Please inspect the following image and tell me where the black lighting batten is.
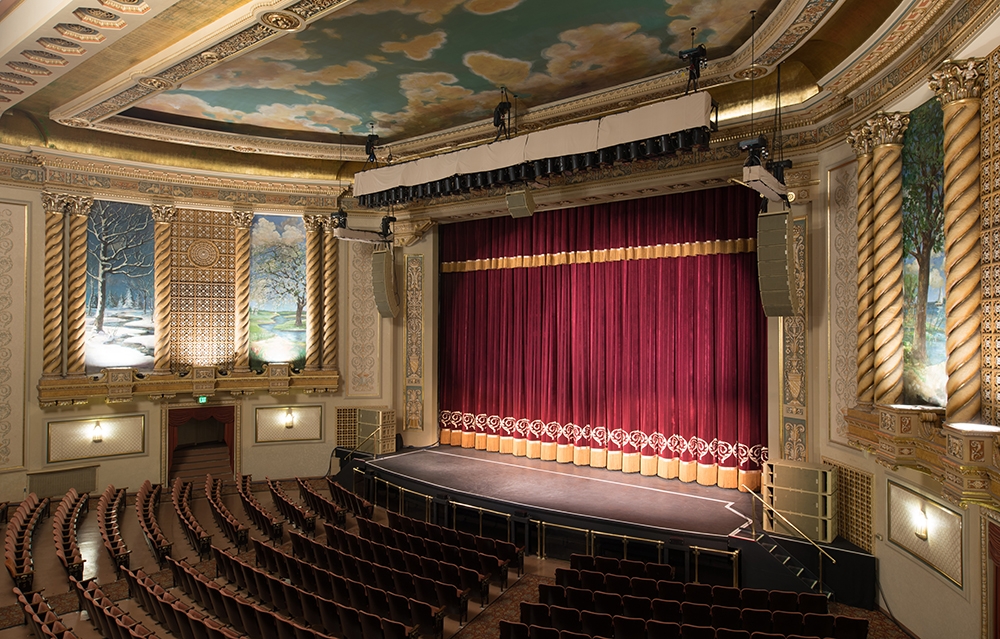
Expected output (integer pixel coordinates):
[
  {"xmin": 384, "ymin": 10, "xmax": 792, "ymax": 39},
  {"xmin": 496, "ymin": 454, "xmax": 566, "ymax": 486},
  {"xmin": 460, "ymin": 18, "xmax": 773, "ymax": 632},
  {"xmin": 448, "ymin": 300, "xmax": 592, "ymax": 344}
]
[{"xmin": 354, "ymin": 92, "xmax": 718, "ymax": 209}]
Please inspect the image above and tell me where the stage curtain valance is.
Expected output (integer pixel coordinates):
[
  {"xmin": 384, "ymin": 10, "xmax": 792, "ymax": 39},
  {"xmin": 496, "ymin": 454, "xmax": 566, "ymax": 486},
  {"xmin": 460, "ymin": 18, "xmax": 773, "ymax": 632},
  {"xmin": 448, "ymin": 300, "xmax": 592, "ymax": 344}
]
[{"xmin": 437, "ymin": 185, "xmax": 768, "ymax": 490}]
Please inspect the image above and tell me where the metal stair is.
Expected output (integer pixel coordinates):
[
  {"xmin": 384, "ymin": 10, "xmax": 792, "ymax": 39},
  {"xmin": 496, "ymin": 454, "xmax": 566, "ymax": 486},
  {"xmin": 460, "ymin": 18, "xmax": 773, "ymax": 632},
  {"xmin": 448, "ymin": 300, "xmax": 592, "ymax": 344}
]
[{"xmin": 754, "ymin": 529, "xmax": 830, "ymax": 595}]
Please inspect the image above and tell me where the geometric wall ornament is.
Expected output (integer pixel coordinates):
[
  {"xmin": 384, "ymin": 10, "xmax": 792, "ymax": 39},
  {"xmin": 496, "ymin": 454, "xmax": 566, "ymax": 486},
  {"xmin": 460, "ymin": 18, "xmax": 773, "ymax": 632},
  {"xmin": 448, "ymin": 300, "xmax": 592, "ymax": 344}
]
[
  {"xmin": 255, "ymin": 405, "xmax": 322, "ymax": 443},
  {"xmin": 887, "ymin": 480, "xmax": 963, "ymax": 587},
  {"xmin": 827, "ymin": 159, "xmax": 859, "ymax": 444},
  {"xmin": 47, "ymin": 413, "xmax": 145, "ymax": 463},
  {"xmin": 781, "ymin": 216, "xmax": 807, "ymax": 460},
  {"xmin": 821, "ymin": 457, "xmax": 874, "ymax": 553},
  {"xmin": 404, "ymin": 254, "xmax": 423, "ymax": 430},
  {"xmin": 0, "ymin": 200, "xmax": 26, "ymax": 473},
  {"xmin": 347, "ymin": 242, "xmax": 380, "ymax": 397}
]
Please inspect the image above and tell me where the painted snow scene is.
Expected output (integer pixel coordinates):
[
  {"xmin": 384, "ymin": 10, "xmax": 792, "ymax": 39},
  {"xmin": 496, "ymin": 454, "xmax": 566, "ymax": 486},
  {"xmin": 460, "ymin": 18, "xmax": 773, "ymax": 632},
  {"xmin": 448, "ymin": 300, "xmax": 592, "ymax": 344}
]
[
  {"xmin": 250, "ymin": 215, "xmax": 308, "ymax": 371},
  {"xmin": 85, "ymin": 201, "xmax": 155, "ymax": 373}
]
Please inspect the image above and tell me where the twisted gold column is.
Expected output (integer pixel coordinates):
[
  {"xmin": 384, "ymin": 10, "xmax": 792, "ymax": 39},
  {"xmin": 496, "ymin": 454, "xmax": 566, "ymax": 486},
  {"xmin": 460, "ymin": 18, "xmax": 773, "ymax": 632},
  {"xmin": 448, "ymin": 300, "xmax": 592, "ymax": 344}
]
[
  {"xmin": 151, "ymin": 205, "xmax": 176, "ymax": 373},
  {"xmin": 232, "ymin": 209, "xmax": 254, "ymax": 372},
  {"xmin": 848, "ymin": 125, "xmax": 876, "ymax": 405},
  {"xmin": 304, "ymin": 214, "xmax": 325, "ymax": 371},
  {"xmin": 41, "ymin": 192, "xmax": 67, "ymax": 377},
  {"xmin": 65, "ymin": 196, "xmax": 93, "ymax": 376},
  {"xmin": 869, "ymin": 112, "xmax": 909, "ymax": 406},
  {"xmin": 931, "ymin": 59, "xmax": 987, "ymax": 423},
  {"xmin": 322, "ymin": 215, "xmax": 339, "ymax": 372}
]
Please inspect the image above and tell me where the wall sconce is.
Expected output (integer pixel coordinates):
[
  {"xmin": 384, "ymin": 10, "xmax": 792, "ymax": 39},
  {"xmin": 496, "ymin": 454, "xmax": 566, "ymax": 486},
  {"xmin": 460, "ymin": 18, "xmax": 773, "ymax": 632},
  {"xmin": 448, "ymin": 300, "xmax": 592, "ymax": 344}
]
[
  {"xmin": 284, "ymin": 407, "xmax": 294, "ymax": 429},
  {"xmin": 914, "ymin": 504, "xmax": 928, "ymax": 541},
  {"xmin": 92, "ymin": 421, "xmax": 103, "ymax": 443}
]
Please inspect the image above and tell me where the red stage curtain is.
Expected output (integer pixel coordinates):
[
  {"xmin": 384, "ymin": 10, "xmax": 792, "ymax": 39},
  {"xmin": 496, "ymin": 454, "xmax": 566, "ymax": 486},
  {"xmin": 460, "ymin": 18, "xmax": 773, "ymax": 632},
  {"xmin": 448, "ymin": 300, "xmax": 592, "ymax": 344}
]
[
  {"xmin": 438, "ymin": 186, "xmax": 767, "ymax": 489},
  {"xmin": 167, "ymin": 406, "xmax": 235, "ymax": 473}
]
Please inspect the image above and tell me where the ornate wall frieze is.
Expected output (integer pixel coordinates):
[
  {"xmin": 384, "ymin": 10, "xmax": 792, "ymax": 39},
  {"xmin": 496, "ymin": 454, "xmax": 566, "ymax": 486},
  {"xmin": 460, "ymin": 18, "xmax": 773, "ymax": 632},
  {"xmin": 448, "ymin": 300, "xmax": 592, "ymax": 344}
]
[
  {"xmin": 404, "ymin": 255, "xmax": 424, "ymax": 430},
  {"xmin": 347, "ymin": 243, "xmax": 380, "ymax": 397}
]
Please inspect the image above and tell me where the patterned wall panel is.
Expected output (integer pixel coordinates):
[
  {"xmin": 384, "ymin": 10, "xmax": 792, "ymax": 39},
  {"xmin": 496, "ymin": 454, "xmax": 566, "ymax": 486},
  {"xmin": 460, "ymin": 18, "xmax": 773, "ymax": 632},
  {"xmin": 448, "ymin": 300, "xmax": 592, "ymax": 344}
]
[
  {"xmin": 0, "ymin": 201, "xmax": 25, "ymax": 473},
  {"xmin": 781, "ymin": 216, "xmax": 808, "ymax": 460},
  {"xmin": 347, "ymin": 243, "xmax": 380, "ymax": 397},
  {"xmin": 47, "ymin": 414, "xmax": 145, "ymax": 463},
  {"xmin": 888, "ymin": 480, "xmax": 963, "ymax": 587},
  {"xmin": 170, "ymin": 209, "xmax": 235, "ymax": 369},
  {"xmin": 983, "ymin": 48, "xmax": 999, "ymax": 423},
  {"xmin": 828, "ymin": 161, "xmax": 860, "ymax": 444},
  {"xmin": 404, "ymin": 255, "xmax": 424, "ymax": 430},
  {"xmin": 821, "ymin": 456, "xmax": 873, "ymax": 553},
  {"xmin": 336, "ymin": 407, "xmax": 358, "ymax": 449},
  {"xmin": 255, "ymin": 405, "xmax": 322, "ymax": 442}
]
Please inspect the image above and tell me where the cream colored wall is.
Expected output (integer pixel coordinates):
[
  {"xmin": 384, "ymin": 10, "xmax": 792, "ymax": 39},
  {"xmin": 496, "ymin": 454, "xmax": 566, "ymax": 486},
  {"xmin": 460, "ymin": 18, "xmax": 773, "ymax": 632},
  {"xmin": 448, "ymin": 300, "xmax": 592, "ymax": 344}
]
[{"xmin": 811, "ymin": 142, "xmax": 985, "ymax": 639}]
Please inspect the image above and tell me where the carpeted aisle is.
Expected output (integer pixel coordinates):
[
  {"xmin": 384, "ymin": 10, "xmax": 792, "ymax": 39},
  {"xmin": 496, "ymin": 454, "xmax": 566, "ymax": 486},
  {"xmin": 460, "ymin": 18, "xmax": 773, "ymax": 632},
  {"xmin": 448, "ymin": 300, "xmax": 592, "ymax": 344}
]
[{"xmin": 453, "ymin": 573, "xmax": 554, "ymax": 639}]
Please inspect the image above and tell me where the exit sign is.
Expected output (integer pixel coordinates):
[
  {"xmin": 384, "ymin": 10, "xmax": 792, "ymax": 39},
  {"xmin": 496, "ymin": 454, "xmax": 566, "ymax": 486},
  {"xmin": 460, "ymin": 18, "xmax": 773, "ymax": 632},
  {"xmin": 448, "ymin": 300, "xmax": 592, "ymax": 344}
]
[{"xmin": 197, "ymin": 396, "xmax": 207, "ymax": 404}]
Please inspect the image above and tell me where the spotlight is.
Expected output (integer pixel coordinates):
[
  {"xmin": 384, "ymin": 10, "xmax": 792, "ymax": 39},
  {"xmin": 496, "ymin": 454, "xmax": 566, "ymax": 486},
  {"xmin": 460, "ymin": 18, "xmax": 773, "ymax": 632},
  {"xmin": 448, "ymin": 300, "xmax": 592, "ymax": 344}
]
[
  {"xmin": 332, "ymin": 210, "xmax": 348, "ymax": 229},
  {"xmin": 493, "ymin": 86, "xmax": 513, "ymax": 142},
  {"xmin": 739, "ymin": 135, "xmax": 768, "ymax": 167},
  {"xmin": 365, "ymin": 122, "xmax": 379, "ymax": 166},
  {"xmin": 679, "ymin": 28, "xmax": 708, "ymax": 94},
  {"xmin": 380, "ymin": 215, "xmax": 396, "ymax": 238}
]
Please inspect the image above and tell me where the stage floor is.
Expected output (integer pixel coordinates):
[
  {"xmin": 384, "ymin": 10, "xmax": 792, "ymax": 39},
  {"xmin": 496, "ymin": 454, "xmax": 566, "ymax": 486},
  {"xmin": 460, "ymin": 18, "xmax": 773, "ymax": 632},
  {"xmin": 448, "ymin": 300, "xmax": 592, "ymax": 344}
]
[{"xmin": 365, "ymin": 446, "xmax": 754, "ymax": 540}]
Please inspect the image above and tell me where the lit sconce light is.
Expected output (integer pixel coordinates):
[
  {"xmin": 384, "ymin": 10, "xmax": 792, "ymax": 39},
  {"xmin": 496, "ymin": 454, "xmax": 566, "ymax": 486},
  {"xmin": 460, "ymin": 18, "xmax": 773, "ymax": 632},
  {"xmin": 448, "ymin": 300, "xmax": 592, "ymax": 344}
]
[
  {"xmin": 284, "ymin": 407, "xmax": 295, "ymax": 429},
  {"xmin": 914, "ymin": 504, "xmax": 928, "ymax": 541},
  {"xmin": 92, "ymin": 421, "xmax": 103, "ymax": 443}
]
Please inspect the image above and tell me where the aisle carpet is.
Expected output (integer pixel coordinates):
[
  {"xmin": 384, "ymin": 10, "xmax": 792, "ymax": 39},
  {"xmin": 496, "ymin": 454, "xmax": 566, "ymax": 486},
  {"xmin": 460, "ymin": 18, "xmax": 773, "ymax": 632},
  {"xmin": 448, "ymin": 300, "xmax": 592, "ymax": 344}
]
[{"xmin": 453, "ymin": 573, "xmax": 554, "ymax": 639}]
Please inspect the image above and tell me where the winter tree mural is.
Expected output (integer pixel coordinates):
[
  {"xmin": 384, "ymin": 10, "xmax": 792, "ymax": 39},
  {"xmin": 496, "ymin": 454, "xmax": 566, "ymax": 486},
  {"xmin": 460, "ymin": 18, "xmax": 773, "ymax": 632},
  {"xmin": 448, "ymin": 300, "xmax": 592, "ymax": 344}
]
[
  {"xmin": 901, "ymin": 98, "xmax": 946, "ymax": 406},
  {"xmin": 85, "ymin": 201, "xmax": 155, "ymax": 372},
  {"xmin": 249, "ymin": 215, "xmax": 307, "ymax": 371}
]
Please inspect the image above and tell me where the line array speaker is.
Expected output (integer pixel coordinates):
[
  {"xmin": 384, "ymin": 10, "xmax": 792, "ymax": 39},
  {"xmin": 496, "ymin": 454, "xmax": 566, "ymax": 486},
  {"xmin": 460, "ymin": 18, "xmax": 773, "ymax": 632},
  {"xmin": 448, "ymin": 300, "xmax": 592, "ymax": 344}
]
[
  {"xmin": 372, "ymin": 246, "xmax": 399, "ymax": 319},
  {"xmin": 506, "ymin": 188, "xmax": 536, "ymax": 218},
  {"xmin": 756, "ymin": 211, "xmax": 798, "ymax": 317}
]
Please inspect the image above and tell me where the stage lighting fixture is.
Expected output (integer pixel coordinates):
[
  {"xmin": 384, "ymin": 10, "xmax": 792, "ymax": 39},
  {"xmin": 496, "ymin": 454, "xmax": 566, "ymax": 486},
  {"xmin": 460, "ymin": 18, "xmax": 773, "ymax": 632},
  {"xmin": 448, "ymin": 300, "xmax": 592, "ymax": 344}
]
[
  {"xmin": 364, "ymin": 122, "xmax": 379, "ymax": 166},
  {"xmin": 679, "ymin": 29, "xmax": 708, "ymax": 94},
  {"xmin": 332, "ymin": 210, "xmax": 348, "ymax": 228},
  {"xmin": 380, "ymin": 215, "xmax": 396, "ymax": 238},
  {"xmin": 493, "ymin": 86, "xmax": 513, "ymax": 142}
]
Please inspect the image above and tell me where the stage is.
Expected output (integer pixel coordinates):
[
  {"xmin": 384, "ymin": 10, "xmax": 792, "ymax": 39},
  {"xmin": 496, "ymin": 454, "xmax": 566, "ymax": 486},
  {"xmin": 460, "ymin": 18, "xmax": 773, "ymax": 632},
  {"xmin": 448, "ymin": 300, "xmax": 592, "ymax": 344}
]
[{"xmin": 360, "ymin": 446, "xmax": 754, "ymax": 546}]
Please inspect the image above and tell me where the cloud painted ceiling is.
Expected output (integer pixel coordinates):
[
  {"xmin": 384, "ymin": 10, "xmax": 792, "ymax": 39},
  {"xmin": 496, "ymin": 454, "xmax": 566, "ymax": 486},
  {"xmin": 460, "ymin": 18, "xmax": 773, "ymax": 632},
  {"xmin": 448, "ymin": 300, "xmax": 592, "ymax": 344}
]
[{"xmin": 133, "ymin": 0, "xmax": 778, "ymax": 143}]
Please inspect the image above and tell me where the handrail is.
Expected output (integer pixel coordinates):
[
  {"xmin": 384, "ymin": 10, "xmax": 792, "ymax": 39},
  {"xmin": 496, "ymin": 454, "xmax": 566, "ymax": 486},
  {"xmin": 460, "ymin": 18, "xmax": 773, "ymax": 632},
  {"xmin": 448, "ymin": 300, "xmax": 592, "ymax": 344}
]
[
  {"xmin": 689, "ymin": 545, "xmax": 739, "ymax": 558},
  {"xmin": 343, "ymin": 428, "xmax": 380, "ymax": 463},
  {"xmin": 741, "ymin": 484, "xmax": 836, "ymax": 564}
]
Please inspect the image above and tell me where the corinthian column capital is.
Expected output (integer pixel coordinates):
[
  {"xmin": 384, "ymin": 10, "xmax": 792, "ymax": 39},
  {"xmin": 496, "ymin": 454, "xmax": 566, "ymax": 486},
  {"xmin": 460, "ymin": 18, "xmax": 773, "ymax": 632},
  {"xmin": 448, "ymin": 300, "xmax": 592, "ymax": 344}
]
[
  {"xmin": 847, "ymin": 123, "xmax": 874, "ymax": 157},
  {"xmin": 930, "ymin": 58, "xmax": 987, "ymax": 105},
  {"xmin": 868, "ymin": 112, "xmax": 909, "ymax": 147},
  {"xmin": 303, "ymin": 213, "xmax": 326, "ymax": 232},
  {"xmin": 231, "ymin": 208, "xmax": 254, "ymax": 229},
  {"xmin": 150, "ymin": 203, "xmax": 177, "ymax": 224},
  {"xmin": 65, "ymin": 195, "xmax": 94, "ymax": 217},
  {"xmin": 41, "ymin": 191, "xmax": 68, "ymax": 214}
]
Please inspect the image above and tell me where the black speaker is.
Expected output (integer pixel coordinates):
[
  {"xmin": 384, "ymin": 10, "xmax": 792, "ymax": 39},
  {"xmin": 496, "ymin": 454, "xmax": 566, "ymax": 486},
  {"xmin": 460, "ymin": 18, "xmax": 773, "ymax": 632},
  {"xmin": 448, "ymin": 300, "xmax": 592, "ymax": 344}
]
[
  {"xmin": 372, "ymin": 246, "xmax": 399, "ymax": 318},
  {"xmin": 756, "ymin": 211, "xmax": 798, "ymax": 317}
]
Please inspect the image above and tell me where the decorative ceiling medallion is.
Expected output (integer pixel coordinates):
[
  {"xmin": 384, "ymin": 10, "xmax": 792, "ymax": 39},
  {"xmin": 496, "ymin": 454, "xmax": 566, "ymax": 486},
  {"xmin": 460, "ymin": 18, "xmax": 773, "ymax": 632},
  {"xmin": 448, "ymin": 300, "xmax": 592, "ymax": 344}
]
[
  {"xmin": 0, "ymin": 83, "xmax": 24, "ymax": 95},
  {"xmin": 187, "ymin": 240, "xmax": 220, "ymax": 267},
  {"xmin": 38, "ymin": 38, "xmax": 86, "ymax": 55},
  {"xmin": 58, "ymin": 117, "xmax": 92, "ymax": 128},
  {"xmin": 0, "ymin": 72, "xmax": 36, "ymax": 86},
  {"xmin": 7, "ymin": 61, "xmax": 51, "ymax": 76},
  {"xmin": 98, "ymin": 0, "xmax": 150, "ymax": 14},
  {"xmin": 734, "ymin": 65, "xmax": 768, "ymax": 80},
  {"xmin": 74, "ymin": 7, "xmax": 127, "ymax": 28},
  {"xmin": 259, "ymin": 11, "xmax": 303, "ymax": 31},
  {"xmin": 137, "ymin": 76, "xmax": 171, "ymax": 90},
  {"xmin": 55, "ymin": 23, "xmax": 105, "ymax": 43},
  {"xmin": 22, "ymin": 50, "xmax": 69, "ymax": 66}
]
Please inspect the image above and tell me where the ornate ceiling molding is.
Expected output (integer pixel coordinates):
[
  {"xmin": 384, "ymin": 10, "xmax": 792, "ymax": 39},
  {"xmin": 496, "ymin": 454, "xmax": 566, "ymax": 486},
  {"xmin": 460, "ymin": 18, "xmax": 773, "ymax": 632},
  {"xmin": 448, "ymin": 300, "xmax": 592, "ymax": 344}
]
[{"xmin": 0, "ymin": 0, "xmax": 168, "ymax": 114}]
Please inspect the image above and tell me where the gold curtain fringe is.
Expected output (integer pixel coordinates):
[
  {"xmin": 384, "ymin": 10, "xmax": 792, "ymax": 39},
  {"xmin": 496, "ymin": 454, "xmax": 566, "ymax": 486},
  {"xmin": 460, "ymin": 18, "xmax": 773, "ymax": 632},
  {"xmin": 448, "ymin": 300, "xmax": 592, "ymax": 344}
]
[{"xmin": 440, "ymin": 238, "xmax": 757, "ymax": 273}]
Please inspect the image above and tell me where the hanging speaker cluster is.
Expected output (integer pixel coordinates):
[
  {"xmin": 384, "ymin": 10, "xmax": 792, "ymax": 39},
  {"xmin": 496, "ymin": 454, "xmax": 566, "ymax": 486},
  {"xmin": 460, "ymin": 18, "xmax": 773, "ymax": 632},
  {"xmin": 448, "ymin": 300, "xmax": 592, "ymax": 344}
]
[
  {"xmin": 756, "ymin": 211, "xmax": 799, "ymax": 317},
  {"xmin": 371, "ymin": 246, "xmax": 399, "ymax": 319}
]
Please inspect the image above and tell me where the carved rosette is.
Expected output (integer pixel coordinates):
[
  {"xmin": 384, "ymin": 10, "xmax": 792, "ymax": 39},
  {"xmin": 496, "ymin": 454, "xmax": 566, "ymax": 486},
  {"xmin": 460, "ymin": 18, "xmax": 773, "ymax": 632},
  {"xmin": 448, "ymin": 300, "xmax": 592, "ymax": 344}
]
[
  {"xmin": 65, "ymin": 195, "xmax": 93, "ymax": 375},
  {"xmin": 932, "ymin": 59, "xmax": 986, "ymax": 423},
  {"xmin": 869, "ymin": 112, "xmax": 909, "ymax": 405},
  {"xmin": 150, "ymin": 204, "xmax": 176, "ymax": 373},
  {"xmin": 303, "ymin": 214, "xmax": 325, "ymax": 371},
  {"xmin": 41, "ymin": 192, "xmax": 67, "ymax": 376},
  {"xmin": 321, "ymin": 215, "xmax": 339, "ymax": 372},
  {"xmin": 232, "ymin": 209, "xmax": 254, "ymax": 372},
  {"xmin": 848, "ymin": 124, "xmax": 876, "ymax": 405}
]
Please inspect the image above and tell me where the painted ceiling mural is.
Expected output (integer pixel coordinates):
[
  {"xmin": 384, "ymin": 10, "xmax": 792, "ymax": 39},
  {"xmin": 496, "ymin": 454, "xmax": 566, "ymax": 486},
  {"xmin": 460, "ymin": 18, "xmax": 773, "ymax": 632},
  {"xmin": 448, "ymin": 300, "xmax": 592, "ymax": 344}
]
[{"xmin": 134, "ymin": 0, "xmax": 777, "ymax": 143}]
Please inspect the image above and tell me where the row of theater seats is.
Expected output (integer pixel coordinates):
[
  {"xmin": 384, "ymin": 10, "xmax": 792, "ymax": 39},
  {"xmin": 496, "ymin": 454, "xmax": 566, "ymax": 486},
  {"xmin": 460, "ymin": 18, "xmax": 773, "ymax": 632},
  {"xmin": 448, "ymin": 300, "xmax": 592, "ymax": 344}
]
[
  {"xmin": 205, "ymin": 475, "xmax": 249, "ymax": 552},
  {"xmin": 550, "ymin": 575, "xmax": 828, "ymax": 614},
  {"xmin": 210, "ymin": 543, "xmax": 419, "ymax": 639},
  {"xmin": 296, "ymin": 477, "xmax": 346, "ymax": 527},
  {"xmin": 568, "ymin": 553, "xmax": 676, "ymax": 582},
  {"xmin": 328, "ymin": 520, "xmax": 488, "ymax": 606},
  {"xmin": 136, "ymin": 480, "xmax": 171, "ymax": 566},
  {"xmin": 15, "ymin": 586, "xmax": 79, "ymax": 639},
  {"xmin": 75, "ymin": 576, "xmax": 162, "ymax": 639},
  {"xmin": 520, "ymin": 599, "xmax": 867, "ymax": 639},
  {"xmin": 502, "ymin": 617, "xmax": 862, "ymax": 639},
  {"xmin": 52, "ymin": 487, "xmax": 89, "ymax": 580},
  {"xmin": 237, "ymin": 475, "xmax": 283, "ymax": 542},
  {"xmin": 5, "ymin": 492, "xmax": 49, "ymax": 590},
  {"xmin": 357, "ymin": 516, "xmax": 509, "ymax": 594},
  {"xmin": 289, "ymin": 529, "xmax": 464, "ymax": 626},
  {"xmin": 97, "ymin": 484, "xmax": 131, "ymax": 576},
  {"xmin": 326, "ymin": 477, "xmax": 374, "ymax": 519},
  {"xmin": 172, "ymin": 478, "xmax": 212, "ymax": 559},
  {"xmin": 268, "ymin": 479, "xmax": 317, "ymax": 535},
  {"xmin": 123, "ymin": 564, "xmax": 246, "ymax": 639},
  {"xmin": 252, "ymin": 537, "xmax": 445, "ymax": 638},
  {"xmin": 386, "ymin": 508, "xmax": 525, "ymax": 575}
]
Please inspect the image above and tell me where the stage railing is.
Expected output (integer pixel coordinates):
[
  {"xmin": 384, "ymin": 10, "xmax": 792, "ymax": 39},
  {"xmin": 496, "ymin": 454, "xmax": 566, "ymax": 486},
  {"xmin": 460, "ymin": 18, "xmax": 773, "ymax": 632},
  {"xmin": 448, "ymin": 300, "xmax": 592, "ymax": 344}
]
[
  {"xmin": 691, "ymin": 545, "xmax": 740, "ymax": 587},
  {"xmin": 371, "ymin": 476, "xmax": 432, "ymax": 522},
  {"xmin": 450, "ymin": 500, "xmax": 513, "ymax": 543}
]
